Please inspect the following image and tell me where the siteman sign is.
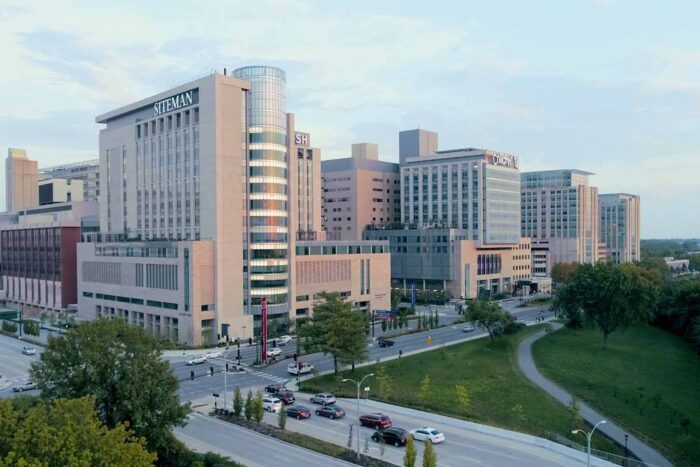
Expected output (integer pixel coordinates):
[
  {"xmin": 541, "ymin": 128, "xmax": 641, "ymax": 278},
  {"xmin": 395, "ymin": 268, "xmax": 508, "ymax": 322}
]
[
  {"xmin": 490, "ymin": 153, "xmax": 519, "ymax": 169},
  {"xmin": 153, "ymin": 89, "xmax": 198, "ymax": 116}
]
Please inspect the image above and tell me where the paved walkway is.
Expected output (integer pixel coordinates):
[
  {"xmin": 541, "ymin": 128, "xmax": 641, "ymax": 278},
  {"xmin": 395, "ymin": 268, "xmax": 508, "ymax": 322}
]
[{"xmin": 517, "ymin": 324, "xmax": 673, "ymax": 467}]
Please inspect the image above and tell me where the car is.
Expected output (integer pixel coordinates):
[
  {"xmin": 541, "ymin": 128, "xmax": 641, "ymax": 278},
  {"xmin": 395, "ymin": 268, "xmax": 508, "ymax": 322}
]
[
  {"xmin": 315, "ymin": 405, "xmax": 345, "ymax": 419},
  {"xmin": 286, "ymin": 405, "xmax": 311, "ymax": 420},
  {"xmin": 462, "ymin": 324, "xmax": 475, "ymax": 333},
  {"xmin": 267, "ymin": 347, "xmax": 282, "ymax": 358},
  {"xmin": 360, "ymin": 413, "xmax": 392, "ymax": 430},
  {"xmin": 275, "ymin": 389, "xmax": 296, "ymax": 405},
  {"xmin": 21, "ymin": 346, "xmax": 36, "ymax": 355},
  {"xmin": 377, "ymin": 338, "xmax": 395, "ymax": 348},
  {"xmin": 277, "ymin": 335, "xmax": 292, "ymax": 346},
  {"xmin": 287, "ymin": 361, "xmax": 314, "ymax": 375},
  {"xmin": 265, "ymin": 383, "xmax": 286, "ymax": 394},
  {"xmin": 186, "ymin": 355, "xmax": 207, "ymax": 366},
  {"xmin": 372, "ymin": 427, "xmax": 409, "ymax": 447},
  {"xmin": 310, "ymin": 393, "xmax": 336, "ymax": 405},
  {"xmin": 409, "ymin": 427, "xmax": 445, "ymax": 444},
  {"xmin": 205, "ymin": 350, "xmax": 223, "ymax": 359},
  {"xmin": 12, "ymin": 381, "xmax": 37, "ymax": 392},
  {"xmin": 262, "ymin": 397, "xmax": 283, "ymax": 413}
]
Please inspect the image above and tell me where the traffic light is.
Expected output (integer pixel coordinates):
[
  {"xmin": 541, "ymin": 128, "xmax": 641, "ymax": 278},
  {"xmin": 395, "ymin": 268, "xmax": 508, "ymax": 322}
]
[
  {"xmin": 248, "ymin": 337, "xmax": 252, "ymax": 346},
  {"xmin": 237, "ymin": 339, "xmax": 241, "ymax": 349},
  {"xmin": 225, "ymin": 363, "xmax": 229, "ymax": 372},
  {"xmin": 272, "ymin": 339, "xmax": 277, "ymax": 347},
  {"xmin": 293, "ymin": 353, "xmax": 297, "ymax": 362},
  {"xmin": 190, "ymin": 370, "xmax": 194, "ymax": 381}
]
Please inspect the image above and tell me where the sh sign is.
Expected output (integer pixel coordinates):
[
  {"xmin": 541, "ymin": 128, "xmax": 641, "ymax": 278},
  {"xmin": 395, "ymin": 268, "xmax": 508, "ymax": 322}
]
[{"xmin": 295, "ymin": 132, "xmax": 309, "ymax": 146}]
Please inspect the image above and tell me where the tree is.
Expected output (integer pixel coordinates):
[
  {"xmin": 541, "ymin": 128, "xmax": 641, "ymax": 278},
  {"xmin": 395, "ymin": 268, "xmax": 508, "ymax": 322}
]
[
  {"xmin": 376, "ymin": 364, "xmax": 392, "ymax": 399},
  {"xmin": 300, "ymin": 292, "xmax": 368, "ymax": 374},
  {"xmin": 554, "ymin": 262, "xmax": 659, "ymax": 348},
  {"xmin": 418, "ymin": 374, "xmax": 431, "ymax": 403},
  {"xmin": 0, "ymin": 396, "xmax": 156, "ymax": 466},
  {"xmin": 244, "ymin": 390, "xmax": 254, "ymax": 420},
  {"xmin": 466, "ymin": 299, "xmax": 511, "ymax": 342},
  {"xmin": 455, "ymin": 383, "xmax": 470, "ymax": 413},
  {"xmin": 391, "ymin": 289, "xmax": 402, "ymax": 310},
  {"xmin": 1, "ymin": 320, "xmax": 17, "ymax": 333},
  {"xmin": 253, "ymin": 391, "xmax": 264, "ymax": 423},
  {"xmin": 23, "ymin": 320, "xmax": 40, "ymax": 337},
  {"xmin": 404, "ymin": 435, "xmax": 417, "ymax": 467},
  {"xmin": 422, "ymin": 437, "xmax": 437, "ymax": 467},
  {"xmin": 233, "ymin": 386, "xmax": 243, "ymax": 417},
  {"xmin": 392, "ymin": 318, "xmax": 398, "ymax": 331},
  {"xmin": 381, "ymin": 320, "xmax": 388, "ymax": 333},
  {"xmin": 30, "ymin": 318, "xmax": 189, "ymax": 451},
  {"xmin": 551, "ymin": 262, "xmax": 579, "ymax": 283},
  {"xmin": 278, "ymin": 405, "xmax": 287, "ymax": 430}
]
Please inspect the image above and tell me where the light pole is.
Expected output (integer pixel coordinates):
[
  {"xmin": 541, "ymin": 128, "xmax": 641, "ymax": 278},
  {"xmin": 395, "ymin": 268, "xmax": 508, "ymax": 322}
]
[
  {"xmin": 624, "ymin": 434, "xmax": 629, "ymax": 466},
  {"xmin": 342, "ymin": 373, "xmax": 374, "ymax": 460},
  {"xmin": 572, "ymin": 420, "xmax": 606, "ymax": 467}
]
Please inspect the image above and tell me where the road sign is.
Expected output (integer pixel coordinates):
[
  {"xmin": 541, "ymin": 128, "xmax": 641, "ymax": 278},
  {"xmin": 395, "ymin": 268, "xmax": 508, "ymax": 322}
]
[
  {"xmin": 410, "ymin": 284, "xmax": 416, "ymax": 308},
  {"xmin": 374, "ymin": 310, "xmax": 394, "ymax": 320}
]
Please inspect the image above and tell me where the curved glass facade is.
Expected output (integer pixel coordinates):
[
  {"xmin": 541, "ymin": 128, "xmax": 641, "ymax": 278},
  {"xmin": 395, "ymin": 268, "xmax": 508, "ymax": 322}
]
[{"xmin": 233, "ymin": 66, "xmax": 289, "ymax": 317}]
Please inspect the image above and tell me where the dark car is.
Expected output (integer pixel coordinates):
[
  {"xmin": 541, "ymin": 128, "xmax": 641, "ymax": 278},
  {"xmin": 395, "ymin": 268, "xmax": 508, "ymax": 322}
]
[
  {"xmin": 360, "ymin": 413, "xmax": 392, "ymax": 429},
  {"xmin": 377, "ymin": 338, "xmax": 395, "ymax": 348},
  {"xmin": 265, "ymin": 383, "xmax": 285, "ymax": 394},
  {"xmin": 372, "ymin": 427, "xmax": 409, "ymax": 447},
  {"xmin": 275, "ymin": 389, "xmax": 296, "ymax": 405},
  {"xmin": 286, "ymin": 406, "xmax": 311, "ymax": 420},
  {"xmin": 315, "ymin": 405, "xmax": 345, "ymax": 419}
]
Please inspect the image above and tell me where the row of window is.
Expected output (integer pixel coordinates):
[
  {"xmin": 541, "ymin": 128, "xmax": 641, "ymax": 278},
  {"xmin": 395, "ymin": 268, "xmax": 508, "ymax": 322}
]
[{"xmin": 83, "ymin": 291, "xmax": 178, "ymax": 310}]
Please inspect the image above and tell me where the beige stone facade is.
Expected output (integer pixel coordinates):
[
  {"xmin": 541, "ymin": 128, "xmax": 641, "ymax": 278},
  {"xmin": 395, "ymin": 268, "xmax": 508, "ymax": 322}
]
[
  {"xmin": 599, "ymin": 193, "xmax": 640, "ymax": 263},
  {"xmin": 5, "ymin": 148, "xmax": 38, "ymax": 212}
]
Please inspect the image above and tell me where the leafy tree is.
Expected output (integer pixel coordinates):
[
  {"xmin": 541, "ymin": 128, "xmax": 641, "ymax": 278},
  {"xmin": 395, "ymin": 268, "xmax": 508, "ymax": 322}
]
[
  {"xmin": 30, "ymin": 318, "xmax": 189, "ymax": 451},
  {"xmin": 404, "ymin": 435, "xmax": 417, "ymax": 467},
  {"xmin": 376, "ymin": 364, "xmax": 392, "ymax": 399},
  {"xmin": 233, "ymin": 386, "xmax": 243, "ymax": 417},
  {"xmin": 422, "ymin": 315, "xmax": 429, "ymax": 329},
  {"xmin": 418, "ymin": 374, "xmax": 431, "ymax": 403},
  {"xmin": 23, "ymin": 320, "xmax": 40, "ymax": 336},
  {"xmin": 455, "ymin": 383, "xmax": 470, "ymax": 413},
  {"xmin": 391, "ymin": 289, "xmax": 402, "ymax": 310},
  {"xmin": 638, "ymin": 257, "xmax": 670, "ymax": 278},
  {"xmin": 422, "ymin": 437, "xmax": 437, "ymax": 467},
  {"xmin": 551, "ymin": 262, "xmax": 580, "ymax": 283},
  {"xmin": 300, "ymin": 292, "xmax": 368, "ymax": 374},
  {"xmin": 554, "ymin": 263, "xmax": 659, "ymax": 348},
  {"xmin": 656, "ymin": 276, "xmax": 700, "ymax": 350},
  {"xmin": 1, "ymin": 320, "xmax": 17, "ymax": 333},
  {"xmin": 392, "ymin": 318, "xmax": 398, "ymax": 331},
  {"xmin": 511, "ymin": 403, "xmax": 526, "ymax": 422},
  {"xmin": 466, "ymin": 299, "xmax": 511, "ymax": 342},
  {"xmin": 381, "ymin": 320, "xmax": 388, "ymax": 333},
  {"xmin": 278, "ymin": 405, "xmax": 287, "ymax": 430},
  {"xmin": 244, "ymin": 390, "xmax": 254, "ymax": 420},
  {"xmin": 253, "ymin": 391, "xmax": 264, "ymax": 423},
  {"xmin": 0, "ymin": 396, "xmax": 156, "ymax": 466}
]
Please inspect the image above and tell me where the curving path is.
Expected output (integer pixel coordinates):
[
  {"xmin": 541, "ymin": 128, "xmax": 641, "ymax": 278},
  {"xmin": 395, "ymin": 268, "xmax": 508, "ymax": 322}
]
[{"xmin": 517, "ymin": 324, "xmax": 673, "ymax": 467}]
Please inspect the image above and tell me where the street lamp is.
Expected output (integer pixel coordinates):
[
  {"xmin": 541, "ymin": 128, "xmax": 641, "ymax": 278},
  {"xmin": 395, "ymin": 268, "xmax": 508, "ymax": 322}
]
[
  {"xmin": 342, "ymin": 373, "xmax": 374, "ymax": 460},
  {"xmin": 572, "ymin": 420, "xmax": 606, "ymax": 467},
  {"xmin": 624, "ymin": 434, "xmax": 629, "ymax": 466}
]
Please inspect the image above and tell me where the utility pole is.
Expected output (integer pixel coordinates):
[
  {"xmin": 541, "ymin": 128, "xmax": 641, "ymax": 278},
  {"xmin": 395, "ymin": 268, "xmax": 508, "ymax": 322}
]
[{"xmin": 342, "ymin": 374, "xmax": 374, "ymax": 460}]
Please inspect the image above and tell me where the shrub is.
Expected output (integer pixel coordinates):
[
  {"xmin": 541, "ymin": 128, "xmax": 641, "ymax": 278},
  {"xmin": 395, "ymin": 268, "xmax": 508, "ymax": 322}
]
[{"xmin": 2, "ymin": 321, "xmax": 18, "ymax": 334}]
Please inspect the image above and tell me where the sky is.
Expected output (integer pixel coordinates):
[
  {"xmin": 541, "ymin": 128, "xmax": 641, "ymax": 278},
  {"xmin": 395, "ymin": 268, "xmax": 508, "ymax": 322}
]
[{"xmin": 1, "ymin": 0, "xmax": 699, "ymax": 238}]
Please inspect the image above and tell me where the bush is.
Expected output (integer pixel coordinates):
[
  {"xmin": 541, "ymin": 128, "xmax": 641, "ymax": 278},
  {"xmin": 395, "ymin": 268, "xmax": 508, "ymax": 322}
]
[
  {"xmin": 2, "ymin": 321, "xmax": 18, "ymax": 334},
  {"xmin": 503, "ymin": 321, "xmax": 526, "ymax": 335},
  {"xmin": 23, "ymin": 320, "xmax": 40, "ymax": 336}
]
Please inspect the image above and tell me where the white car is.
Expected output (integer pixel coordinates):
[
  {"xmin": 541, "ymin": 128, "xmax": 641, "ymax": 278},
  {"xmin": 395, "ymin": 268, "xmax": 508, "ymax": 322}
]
[
  {"xmin": 205, "ymin": 351, "xmax": 223, "ymax": 359},
  {"xmin": 186, "ymin": 355, "xmax": 207, "ymax": 366},
  {"xmin": 287, "ymin": 361, "xmax": 314, "ymax": 375},
  {"xmin": 409, "ymin": 427, "xmax": 445, "ymax": 444},
  {"xmin": 263, "ymin": 396, "xmax": 282, "ymax": 412},
  {"xmin": 21, "ymin": 346, "xmax": 37, "ymax": 355},
  {"xmin": 277, "ymin": 335, "xmax": 292, "ymax": 346},
  {"xmin": 13, "ymin": 381, "xmax": 37, "ymax": 392},
  {"xmin": 462, "ymin": 325, "xmax": 475, "ymax": 333},
  {"xmin": 310, "ymin": 393, "xmax": 336, "ymax": 406},
  {"xmin": 267, "ymin": 347, "xmax": 282, "ymax": 357}
]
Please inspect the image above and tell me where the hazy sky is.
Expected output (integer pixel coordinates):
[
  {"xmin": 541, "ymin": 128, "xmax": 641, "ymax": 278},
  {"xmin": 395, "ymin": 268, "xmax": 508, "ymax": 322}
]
[{"xmin": 1, "ymin": 0, "xmax": 699, "ymax": 237}]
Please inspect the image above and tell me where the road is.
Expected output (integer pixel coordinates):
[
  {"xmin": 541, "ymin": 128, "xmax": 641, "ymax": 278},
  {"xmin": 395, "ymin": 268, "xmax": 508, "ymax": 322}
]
[
  {"xmin": 0, "ymin": 333, "xmax": 40, "ymax": 397},
  {"xmin": 172, "ymin": 300, "xmax": 555, "ymax": 404},
  {"xmin": 174, "ymin": 411, "xmax": 355, "ymax": 467}
]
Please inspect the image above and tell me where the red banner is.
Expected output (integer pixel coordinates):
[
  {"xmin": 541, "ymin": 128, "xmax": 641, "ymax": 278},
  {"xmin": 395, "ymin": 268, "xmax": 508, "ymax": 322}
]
[{"xmin": 261, "ymin": 297, "xmax": 267, "ymax": 363}]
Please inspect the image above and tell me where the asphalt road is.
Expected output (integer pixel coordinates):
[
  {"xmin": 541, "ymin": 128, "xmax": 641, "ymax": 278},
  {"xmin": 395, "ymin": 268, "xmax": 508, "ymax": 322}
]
[
  {"xmin": 0, "ymin": 333, "xmax": 40, "ymax": 397},
  {"xmin": 174, "ymin": 411, "xmax": 355, "ymax": 467}
]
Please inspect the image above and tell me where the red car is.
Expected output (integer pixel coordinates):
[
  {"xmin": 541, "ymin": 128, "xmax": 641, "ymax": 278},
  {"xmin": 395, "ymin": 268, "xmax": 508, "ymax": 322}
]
[{"xmin": 360, "ymin": 413, "xmax": 392, "ymax": 429}]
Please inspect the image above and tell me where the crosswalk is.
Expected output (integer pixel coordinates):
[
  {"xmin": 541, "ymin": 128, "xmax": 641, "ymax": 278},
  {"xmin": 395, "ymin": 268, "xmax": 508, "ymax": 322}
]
[{"xmin": 246, "ymin": 369, "xmax": 289, "ymax": 384}]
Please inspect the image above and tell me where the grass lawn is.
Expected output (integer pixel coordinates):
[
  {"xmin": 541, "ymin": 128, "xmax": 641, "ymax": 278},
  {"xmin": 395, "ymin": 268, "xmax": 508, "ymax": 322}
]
[
  {"xmin": 532, "ymin": 324, "xmax": 700, "ymax": 466},
  {"xmin": 301, "ymin": 325, "xmax": 619, "ymax": 453}
]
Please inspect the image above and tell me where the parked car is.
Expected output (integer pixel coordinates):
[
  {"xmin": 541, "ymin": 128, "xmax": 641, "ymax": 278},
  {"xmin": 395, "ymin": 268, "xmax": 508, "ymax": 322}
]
[
  {"xmin": 12, "ymin": 381, "xmax": 37, "ymax": 392},
  {"xmin": 286, "ymin": 405, "xmax": 311, "ymax": 420},
  {"xmin": 21, "ymin": 346, "xmax": 36, "ymax": 355},
  {"xmin": 287, "ymin": 361, "xmax": 314, "ymax": 375},
  {"xmin": 372, "ymin": 427, "xmax": 409, "ymax": 447},
  {"xmin": 277, "ymin": 335, "xmax": 292, "ymax": 346},
  {"xmin": 409, "ymin": 427, "xmax": 445, "ymax": 444},
  {"xmin": 265, "ymin": 383, "xmax": 285, "ymax": 394},
  {"xmin": 275, "ymin": 389, "xmax": 296, "ymax": 405},
  {"xmin": 310, "ymin": 393, "xmax": 336, "ymax": 405},
  {"xmin": 359, "ymin": 413, "xmax": 392, "ymax": 429},
  {"xmin": 462, "ymin": 324, "xmax": 475, "ymax": 333},
  {"xmin": 205, "ymin": 350, "xmax": 223, "ymax": 359},
  {"xmin": 186, "ymin": 355, "xmax": 207, "ymax": 366},
  {"xmin": 315, "ymin": 405, "xmax": 345, "ymax": 419},
  {"xmin": 267, "ymin": 347, "xmax": 282, "ymax": 358},
  {"xmin": 262, "ymin": 397, "xmax": 282, "ymax": 413},
  {"xmin": 377, "ymin": 338, "xmax": 395, "ymax": 348}
]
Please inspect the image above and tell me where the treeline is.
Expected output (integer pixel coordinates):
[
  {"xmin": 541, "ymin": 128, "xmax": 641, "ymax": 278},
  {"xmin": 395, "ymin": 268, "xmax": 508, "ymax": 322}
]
[{"xmin": 641, "ymin": 239, "xmax": 699, "ymax": 259}]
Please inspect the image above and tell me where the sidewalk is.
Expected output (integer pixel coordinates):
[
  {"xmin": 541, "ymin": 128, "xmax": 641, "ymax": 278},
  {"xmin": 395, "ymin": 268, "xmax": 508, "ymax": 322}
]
[{"xmin": 517, "ymin": 325, "xmax": 673, "ymax": 467}]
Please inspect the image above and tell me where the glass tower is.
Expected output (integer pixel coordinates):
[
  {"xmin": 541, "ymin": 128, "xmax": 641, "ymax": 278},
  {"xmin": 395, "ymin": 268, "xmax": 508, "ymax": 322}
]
[{"xmin": 233, "ymin": 66, "xmax": 289, "ymax": 320}]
